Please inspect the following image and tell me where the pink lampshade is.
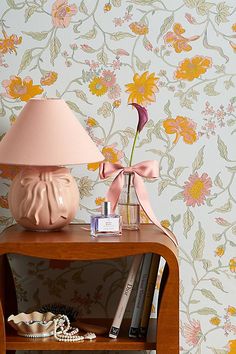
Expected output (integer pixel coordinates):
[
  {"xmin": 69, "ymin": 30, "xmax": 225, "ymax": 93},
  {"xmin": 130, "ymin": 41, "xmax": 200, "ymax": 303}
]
[{"xmin": 0, "ymin": 98, "xmax": 104, "ymax": 166}]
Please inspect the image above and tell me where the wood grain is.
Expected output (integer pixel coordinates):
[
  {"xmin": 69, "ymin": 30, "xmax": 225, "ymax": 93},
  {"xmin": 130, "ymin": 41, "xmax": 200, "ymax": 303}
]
[{"xmin": 0, "ymin": 224, "xmax": 179, "ymax": 353}]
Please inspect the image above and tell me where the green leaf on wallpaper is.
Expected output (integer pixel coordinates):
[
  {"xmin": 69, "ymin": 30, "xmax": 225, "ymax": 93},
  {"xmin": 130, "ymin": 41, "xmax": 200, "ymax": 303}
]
[
  {"xmin": 124, "ymin": 127, "xmax": 135, "ymax": 138},
  {"xmin": 50, "ymin": 36, "xmax": 61, "ymax": 65},
  {"xmin": 189, "ymin": 299, "xmax": 200, "ymax": 304},
  {"xmin": 173, "ymin": 167, "xmax": 187, "ymax": 179},
  {"xmin": 231, "ymin": 226, "xmax": 236, "ymax": 235},
  {"xmin": 210, "ymin": 278, "xmax": 227, "ymax": 293},
  {"xmin": 18, "ymin": 48, "xmax": 34, "ymax": 73},
  {"xmin": 217, "ymin": 136, "xmax": 229, "ymax": 161},
  {"xmin": 171, "ymin": 191, "xmax": 184, "ymax": 201},
  {"xmin": 183, "ymin": 208, "xmax": 194, "ymax": 238},
  {"xmin": 6, "ymin": 0, "xmax": 18, "ymax": 8},
  {"xmin": 230, "ymin": 96, "xmax": 236, "ymax": 104},
  {"xmin": 75, "ymin": 90, "xmax": 91, "ymax": 104},
  {"xmin": 0, "ymin": 107, "xmax": 6, "ymax": 117},
  {"xmin": 167, "ymin": 154, "xmax": 175, "ymax": 172},
  {"xmin": 214, "ymin": 173, "xmax": 223, "ymax": 188},
  {"xmin": 147, "ymin": 149, "xmax": 164, "ymax": 156},
  {"xmin": 121, "ymin": 134, "xmax": 129, "ymax": 148},
  {"xmin": 215, "ymin": 2, "xmax": 230, "ymax": 25},
  {"xmin": 97, "ymin": 50, "xmax": 108, "ymax": 65},
  {"xmin": 196, "ymin": 307, "xmax": 218, "ymax": 315},
  {"xmin": 164, "ymin": 100, "xmax": 172, "ymax": 117},
  {"xmin": 66, "ymin": 101, "xmax": 86, "ymax": 117},
  {"xmin": 110, "ymin": 32, "xmax": 135, "ymax": 41},
  {"xmin": 112, "ymin": 0, "xmax": 121, "ymax": 6},
  {"xmin": 97, "ymin": 102, "xmax": 112, "ymax": 118},
  {"xmin": 159, "ymin": 15, "xmax": 174, "ymax": 36},
  {"xmin": 227, "ymin": 119, "xmax": 236, "ymax": 127},
  {"xmin": 202, "ymin": 258, "xmax": 212, "ymax": 270},
  {"xmin": 22, "ymin": 31, "xmax": 49, "ymax": 41},
  {"xmin": 79, "ymin": 1, "xmax": 88, "ymax": 14},
  {"xmin": 180, "ymin": 97, "xmax": 193, "ymax": 110},
  {"xmin": 209, "ymin": 348, "xmax": 227, "ymax": 354},
  {"xmin": 203, "ymin": 32, "xmax": 229, "ymax": 63},
  {"xmin": 24, "ymin": 5, "xmax": 37, "ymax": 22},
  {"xmin": 171, "ymin": 214, "xmax": 181, "ymax": 222},
  {"xmin": 158, "ymin": 179, "xmax": 170, "ymax": 195},
  {"xmin": 212, "ymin": 233, "xmax": 222, "ymax": 241},
  {"xmin": 191, "ymin": 222, "xmax": 205, "ymax": 260},
  {"xmin": 184, "ymin": 0, "xmax": 196, "ymax": 7},
  {"xmin": 135, "ymin": 56, "xmax": 151, "ymax": 71},
  {"xmin": 80, "ymin": 27, "xmax": 97, "ymax": 40},
  {"xmin": 214, "ymin": 200, "xmax": 232, "ymax": 213},
  {"xmin": 204, "ymin": 82, "xmax": 220, "ymax": 96},
  {"xmin": 200, "ymin": 289, "xmax": 222, "ymax": 304},
  {"xmin": 227, "ymin": 165, "xmax": 236, "ymax": 172},
  {"xmin": 192, "ymin": 146, "xmax": 205, "ymax": 172}
]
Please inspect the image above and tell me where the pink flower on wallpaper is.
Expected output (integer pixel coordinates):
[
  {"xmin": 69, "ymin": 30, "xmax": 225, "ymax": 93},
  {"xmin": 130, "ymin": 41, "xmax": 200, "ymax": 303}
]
[
  {"xmin": 107, "ymin": 84, "xmax": 121, "ymax": 99},
  {"xmin": 185, "ymin": 13, "xmax": 197, "ymax": 24},
  {"xmin": 113, "ymin": 17, "xmax": 123, "ymax": 27},
  {"xmin": 116, "ymin": 48, "xmax": 129, "ymax": 56},
  {"xmin": 101, "ymin": 70, "xmax": 116, "ymax": 87},
  {"xmin": 182, "ymin": 319, "xmax": 202, "ymax": 346},
  {"xmin": 112, "ymin": 59, "xmax": 121, "ymax": 70},
  {"xmin": 52, "ymin": 0, "xmax": 77, "ymax": 28},
  {"xmin": 183, "ymin": 172, "xmax": 212, "ymax": 207}
]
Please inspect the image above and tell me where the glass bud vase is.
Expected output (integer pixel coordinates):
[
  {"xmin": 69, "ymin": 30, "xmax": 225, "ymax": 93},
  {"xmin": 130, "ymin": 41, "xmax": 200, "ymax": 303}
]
[{"xmin": 118, "ymin": 172, "xmax": 140, "ymax": 230}]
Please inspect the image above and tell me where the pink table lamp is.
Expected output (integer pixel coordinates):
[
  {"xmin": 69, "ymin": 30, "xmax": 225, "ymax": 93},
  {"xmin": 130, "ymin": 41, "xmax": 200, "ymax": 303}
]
[{"xmin": 0, "ymin": 99, "xmax": 104, "ymax": 231}]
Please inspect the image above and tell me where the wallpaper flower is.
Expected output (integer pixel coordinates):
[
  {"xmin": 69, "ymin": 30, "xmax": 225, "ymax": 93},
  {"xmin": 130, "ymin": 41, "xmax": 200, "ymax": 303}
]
[{"xmin": 0, "ymin": 0, "xmax": 236, "ymax": 353}]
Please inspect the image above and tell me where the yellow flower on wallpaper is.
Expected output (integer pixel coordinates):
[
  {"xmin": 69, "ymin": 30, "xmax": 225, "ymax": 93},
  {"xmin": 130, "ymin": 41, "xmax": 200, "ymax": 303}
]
[
  {"xmin": 175, "ymin": 56, "xmax": 212, "ymax": 81},
  {"xmin": 215, "ymin": 245, "xmax": 225, "ymax": 257},
  {"xmin": 40, "ymin": 71, "xmax": 58, "ymax": 86},
  {"xmin": 125, "ymin": 71, "xmax": 158, "ymax": 106},
  {"xmin": 163, "ymin": 116, "xmax": 197, "ymax": 144},
  {"xmin": 227, "ymin": 306, "xmax": 236, "ymax": 316},
  {"xmin": 89, "ymin": 77, "xmax": 108, "ymax": 97},
  {"xmin": 95, "ymin": 197, "xmax": 106, "ymax": 206},
  {"xmin": 0, "ymin": 30, "xmax": 22, "ymax": 55},
  {"xmin": 229, "ymin": 258, "xmax": 236, "ymax": 272},
  {"xmin": 2, "ymin": 76, "xmax": 43, "ymax": 101},
  {"xmin": 88, "ymin": 144, "xmax": 124, "ymax": 171},
  {"xmin": 164, "ymin": 23, "xmax": 199, "ymax": 53},
  {"xmin": 86, "ymin": 117, "xmax": 98, "ymax": 127},
  {"xmin": 161, "ymin": 219, "xmax": 170, "ymax": 228},
  {"xmin": 129, "ymin": 22, "xmax": 149, "ymax": 35},
  {"xmin": 209, "ymin": 317, "xmax": 221, "ymax": 326},
  {"xmin": 232, "ymin": 24, "xmax": 236, "ymax": 32},
  {"xmin": 52, "ymin": 0, "xmax": 78, "ymax": 28},
  {"xmin": 104, "ymin": 3, "xmax": 112, "ymax": 12}
]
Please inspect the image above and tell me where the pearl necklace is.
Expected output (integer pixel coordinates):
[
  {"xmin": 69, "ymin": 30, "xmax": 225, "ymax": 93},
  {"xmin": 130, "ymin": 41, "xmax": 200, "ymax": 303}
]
[{"xmin": 54, "ymin": 314, "xmax": 96, "ymax": 342}]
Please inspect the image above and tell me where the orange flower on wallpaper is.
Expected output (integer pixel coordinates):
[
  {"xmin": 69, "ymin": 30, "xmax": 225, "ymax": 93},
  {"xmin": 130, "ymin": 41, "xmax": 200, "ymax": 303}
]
[
  {"xmin": 40, "ymin": 71, "xmax": 58, "ymax": 86},
  {"xmin": 0, "ymin": 164, "xmax": 22, "ymax": 180},
  {"xmin": 52, "ymin": 0, "xmax": 78, "ymax": 28},
  {"xmin": 125, "ymin": 71, "xmax": 158, "ymax": 106},
  {"xmin": 95, "ymin": 197, "xmax": 106, "ymax": 206},
  {"xmin": 175, "ymin": 56, "xmax": 212, "ymax": 81},
  {"xmin": 86, "ymin": 117, "xmax": 98, "ymax": 127},
  {"xmin": 0, "ymin": 30, "xmax": 22, "ymax": 55},
  {"xmin": 232, "ymin": 24, "xmax": 236, "ymax": 32},
  {"xmin": 89, "ymin": 77, "xmax": 108, "ymax": 96},
  {"xmin": 87, "ymin": 144, "xmax": 124, "ymax": 171},
  {"xmin": 129, "ymin": 22, "xmax": 149, "ymax": 35},
  {"xmin": 230, "ymin": 42, "xmax": 236, "ymax": 53},
  {"xmin": 183, "ymin": 172, "xmax": 212, "ymax": 207},
  {"xmin": 2, "ymin": 76, "xmax": 43, "ymax": 101},
  {"xmin": 164, "ymin": 23, "xmax": 199, "ymax": 53},
  {"xmin": 0, "ymin": 195, "xmax": 9, "ymax": 209},
  {"xmin": 163, "ymin": 116, "xmax": 197, "ymax": 144},
  {"xmin": 228, "ymin": 340, "xmax": 236, "ymax": 354}
]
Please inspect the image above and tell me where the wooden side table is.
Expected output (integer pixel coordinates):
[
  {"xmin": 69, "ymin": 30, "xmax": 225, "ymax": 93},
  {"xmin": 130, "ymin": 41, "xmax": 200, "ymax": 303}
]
[{"xmin": 0, "ymin": 224, "xmax": 179, "ymax": 353}]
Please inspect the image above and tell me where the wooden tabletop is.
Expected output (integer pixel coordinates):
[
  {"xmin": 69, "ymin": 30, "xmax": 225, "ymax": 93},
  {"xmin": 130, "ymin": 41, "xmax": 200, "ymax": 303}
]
[{"xmin": 0, "ymin": 224, "xmax": 178, "ymax": 261}]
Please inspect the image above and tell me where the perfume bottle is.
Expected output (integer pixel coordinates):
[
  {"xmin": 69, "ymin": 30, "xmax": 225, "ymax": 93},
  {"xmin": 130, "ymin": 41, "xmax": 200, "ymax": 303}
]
[{"xmin": 90, "ymin": 201, "xmax": 122, "ymax": 237}]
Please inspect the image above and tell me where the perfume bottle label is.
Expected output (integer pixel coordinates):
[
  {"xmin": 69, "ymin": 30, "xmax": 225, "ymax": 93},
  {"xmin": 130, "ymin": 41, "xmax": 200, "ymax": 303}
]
[{"xmin": 98, "ymin": 218, "xmax": 119, "ymax": 232}]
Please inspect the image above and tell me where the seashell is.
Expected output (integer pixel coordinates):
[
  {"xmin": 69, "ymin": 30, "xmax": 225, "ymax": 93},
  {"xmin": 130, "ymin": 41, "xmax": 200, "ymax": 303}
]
[{"xmin": 7, "ymin": 311, "xmax": 56, "ymax": 338}]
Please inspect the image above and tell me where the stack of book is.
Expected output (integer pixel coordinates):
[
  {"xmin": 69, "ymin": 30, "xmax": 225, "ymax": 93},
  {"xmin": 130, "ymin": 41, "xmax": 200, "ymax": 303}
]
[{"xmin": 109, "ymin": 253, "xmax": 161, "ymax": 339}]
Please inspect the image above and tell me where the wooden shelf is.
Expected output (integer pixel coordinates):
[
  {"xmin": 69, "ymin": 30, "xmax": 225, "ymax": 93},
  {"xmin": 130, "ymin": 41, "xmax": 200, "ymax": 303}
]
[
  {"xmin": 0, "ymin": 224, "xmax": 179, "ymax": 353},
  {"xmin": 6, "ymin": 319, "xmax": 156, "ymax": 350}
]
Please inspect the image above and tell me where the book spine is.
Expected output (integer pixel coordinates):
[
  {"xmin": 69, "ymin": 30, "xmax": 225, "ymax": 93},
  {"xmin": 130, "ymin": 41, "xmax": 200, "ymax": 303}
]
[
  {"xmin": 129, "ymin": 253, "xmax": 152, "ymax": 338},
  {"xmin": 109, "ymin": 254, "xmax": 143, "ymax": 339},
  {"xmin": 139, "ymin": 253, "xmax": 160, "ymax": 338}
]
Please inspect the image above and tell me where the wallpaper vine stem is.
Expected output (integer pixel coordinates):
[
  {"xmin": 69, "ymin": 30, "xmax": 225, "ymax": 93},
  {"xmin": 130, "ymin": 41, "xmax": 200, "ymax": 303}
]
[{"xmin": 0, "ymin": 0, "xmax": 236, "ymax": 353}]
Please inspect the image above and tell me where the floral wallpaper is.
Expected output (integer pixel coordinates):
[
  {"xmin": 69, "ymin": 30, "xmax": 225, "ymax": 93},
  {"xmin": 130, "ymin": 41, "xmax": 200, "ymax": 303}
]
[{"xmin": 0, "ymin": 0, "xmax": 236, "ymax": 353}]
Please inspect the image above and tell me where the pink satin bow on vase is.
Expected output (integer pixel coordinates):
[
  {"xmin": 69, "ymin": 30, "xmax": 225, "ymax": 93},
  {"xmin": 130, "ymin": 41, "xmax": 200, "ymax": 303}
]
[{"xmin": 99, "ymin": 160, "xmax": 178, "ymax": 246}]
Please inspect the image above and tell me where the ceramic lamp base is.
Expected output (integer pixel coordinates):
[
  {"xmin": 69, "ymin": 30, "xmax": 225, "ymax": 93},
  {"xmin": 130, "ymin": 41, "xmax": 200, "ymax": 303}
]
[{"xmin": 8, "ymin": 166, "xmax": 79, "ymax": 231}]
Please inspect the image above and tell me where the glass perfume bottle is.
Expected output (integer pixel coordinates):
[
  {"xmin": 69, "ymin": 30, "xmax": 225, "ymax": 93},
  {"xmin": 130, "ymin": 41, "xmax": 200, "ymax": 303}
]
[{"xmin": 90, "ymin": 201, "xmax": 122, "ymax": 237}]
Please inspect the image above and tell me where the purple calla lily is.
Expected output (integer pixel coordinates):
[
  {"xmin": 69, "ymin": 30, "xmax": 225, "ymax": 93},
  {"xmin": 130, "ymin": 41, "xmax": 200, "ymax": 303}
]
[{"xmin": 129, "ymin": 103, "xmax": 149, "ymax": 133}]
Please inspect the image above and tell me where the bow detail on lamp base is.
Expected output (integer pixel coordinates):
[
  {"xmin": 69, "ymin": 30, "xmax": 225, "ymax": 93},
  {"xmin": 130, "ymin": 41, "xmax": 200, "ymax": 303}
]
[{"xmin": 8, "ymin": 166, "xmax": 79, "ymax": 231}]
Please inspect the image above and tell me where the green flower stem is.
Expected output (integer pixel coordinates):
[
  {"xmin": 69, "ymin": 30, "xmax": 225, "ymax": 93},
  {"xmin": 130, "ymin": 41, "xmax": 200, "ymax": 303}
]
[{"xmin": 126, "ymin": 130, "xmax": 139, "ymax": 224}]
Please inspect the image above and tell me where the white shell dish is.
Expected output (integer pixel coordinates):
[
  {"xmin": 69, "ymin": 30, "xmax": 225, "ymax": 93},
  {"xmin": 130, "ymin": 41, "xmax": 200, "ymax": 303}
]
[{"xmin": 7, "ymin": 311, "xmax": 56, "ymax": 337}]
